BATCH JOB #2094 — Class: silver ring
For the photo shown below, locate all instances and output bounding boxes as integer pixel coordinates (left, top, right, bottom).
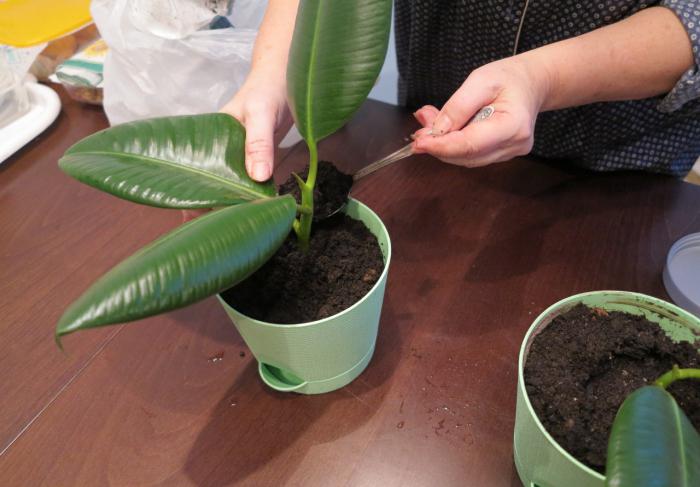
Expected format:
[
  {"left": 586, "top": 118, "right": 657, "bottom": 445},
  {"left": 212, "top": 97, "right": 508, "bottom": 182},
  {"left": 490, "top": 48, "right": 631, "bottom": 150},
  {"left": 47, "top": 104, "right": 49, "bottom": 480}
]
[{"left": 471, "top": 105, "right": 495, "bottom": 123}]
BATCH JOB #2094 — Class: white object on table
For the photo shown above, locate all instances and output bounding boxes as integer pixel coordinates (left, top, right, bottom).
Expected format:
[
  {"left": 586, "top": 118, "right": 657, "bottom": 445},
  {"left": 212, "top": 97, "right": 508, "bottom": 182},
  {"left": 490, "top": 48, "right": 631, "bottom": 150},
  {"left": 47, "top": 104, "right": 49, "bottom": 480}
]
[{"left": 0, "top": 82, "right": 60, "bottom": 164}]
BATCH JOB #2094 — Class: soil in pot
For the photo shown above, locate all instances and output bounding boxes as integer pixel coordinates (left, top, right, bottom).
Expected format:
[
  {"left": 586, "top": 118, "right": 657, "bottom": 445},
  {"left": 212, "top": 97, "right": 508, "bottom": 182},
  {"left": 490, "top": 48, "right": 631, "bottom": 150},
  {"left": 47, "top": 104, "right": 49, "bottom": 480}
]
[
  {"left": 524, "top": 304, "right": 700, "bottom": 473},
  {"left": 221, "top": 162, "right": 383, "bottom": 324},
  {"left": 279, "top": 160, "right": 353, "bottom": 220}
]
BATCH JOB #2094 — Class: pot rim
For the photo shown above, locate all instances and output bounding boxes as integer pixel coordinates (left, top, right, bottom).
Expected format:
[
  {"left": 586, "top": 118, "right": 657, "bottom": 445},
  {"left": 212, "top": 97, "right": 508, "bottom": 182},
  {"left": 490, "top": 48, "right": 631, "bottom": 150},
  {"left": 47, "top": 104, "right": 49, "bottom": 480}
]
[
  {"left": 517, "top": 290, "right": 700, "bottom": 481},
  {"left": 217, "top": 197, "right": 392, "bottom": 329}
]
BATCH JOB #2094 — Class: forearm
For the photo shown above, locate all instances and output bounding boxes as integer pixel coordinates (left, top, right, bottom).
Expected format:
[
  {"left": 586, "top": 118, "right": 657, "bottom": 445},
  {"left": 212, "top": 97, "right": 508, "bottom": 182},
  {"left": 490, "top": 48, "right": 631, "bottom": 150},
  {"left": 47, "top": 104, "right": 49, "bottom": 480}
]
[
  {"left": 248, "top": 0, "right": 300, "bottom": 82},
  {"left": 521, "top": 6, "right": 695, "bottom": 111}
]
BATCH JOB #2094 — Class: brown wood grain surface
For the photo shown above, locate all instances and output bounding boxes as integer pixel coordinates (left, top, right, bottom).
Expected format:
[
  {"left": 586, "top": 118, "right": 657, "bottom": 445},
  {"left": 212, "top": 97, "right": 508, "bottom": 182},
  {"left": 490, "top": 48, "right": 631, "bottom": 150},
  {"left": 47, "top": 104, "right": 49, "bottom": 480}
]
[{"left": 1, "top": 86, "right": 699, "bottom": 486}]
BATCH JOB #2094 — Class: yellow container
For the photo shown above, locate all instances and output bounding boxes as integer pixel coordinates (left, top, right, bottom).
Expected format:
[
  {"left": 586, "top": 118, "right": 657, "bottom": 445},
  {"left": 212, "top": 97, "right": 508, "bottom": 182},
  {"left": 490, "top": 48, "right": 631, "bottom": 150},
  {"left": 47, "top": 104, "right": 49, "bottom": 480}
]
[{"left": 0, "top": 0, "right": 92, "bottom": 47}]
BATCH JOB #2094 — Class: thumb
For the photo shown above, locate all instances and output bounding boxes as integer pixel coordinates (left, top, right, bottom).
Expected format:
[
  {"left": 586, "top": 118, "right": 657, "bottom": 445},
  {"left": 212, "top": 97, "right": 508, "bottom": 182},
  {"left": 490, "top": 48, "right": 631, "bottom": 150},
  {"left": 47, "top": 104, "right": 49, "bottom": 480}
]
[
  {"left": 413, "top": 105, "right": 439, "bottom": 127},
  {"left": 432, "top": 77, "right": 497, "bottom": 135},
  {"left": 244, "top": 110, "right": 277, "bottom": 182}
]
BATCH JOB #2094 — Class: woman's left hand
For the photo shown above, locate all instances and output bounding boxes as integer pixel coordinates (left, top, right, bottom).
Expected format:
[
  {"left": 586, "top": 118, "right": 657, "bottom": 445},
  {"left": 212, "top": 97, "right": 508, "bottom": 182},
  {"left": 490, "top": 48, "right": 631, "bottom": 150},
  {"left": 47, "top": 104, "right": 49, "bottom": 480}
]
[{"left": 412, "top": 55, "right": 552, "bottom": 168}]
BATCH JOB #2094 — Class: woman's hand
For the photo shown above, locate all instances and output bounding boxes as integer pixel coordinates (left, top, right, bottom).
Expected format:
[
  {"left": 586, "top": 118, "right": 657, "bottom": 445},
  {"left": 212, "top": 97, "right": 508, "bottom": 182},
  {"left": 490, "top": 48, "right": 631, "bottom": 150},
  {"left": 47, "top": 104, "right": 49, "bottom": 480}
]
[
  {"left": 182, "top": 73, "right": 292, "bottom": 222},
  {"left": 218, "top": 0, "right": 299, "bottom": 182},
  {"left": 219, "top": 72, "right": 293, "bottom": 182},
  {"left": 413, "top": 4, "right": 695, "bottom": 169},
  {"left": 412, "top": 56, "right": 552, "bottom": 168}
]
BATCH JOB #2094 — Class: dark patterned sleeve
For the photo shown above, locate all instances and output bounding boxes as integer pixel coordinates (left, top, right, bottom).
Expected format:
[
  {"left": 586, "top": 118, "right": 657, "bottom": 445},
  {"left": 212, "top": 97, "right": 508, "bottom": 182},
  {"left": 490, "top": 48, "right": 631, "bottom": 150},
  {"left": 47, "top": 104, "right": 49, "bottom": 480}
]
[{"left": 658, "top": 0, "right": 700, "bottom": 112}]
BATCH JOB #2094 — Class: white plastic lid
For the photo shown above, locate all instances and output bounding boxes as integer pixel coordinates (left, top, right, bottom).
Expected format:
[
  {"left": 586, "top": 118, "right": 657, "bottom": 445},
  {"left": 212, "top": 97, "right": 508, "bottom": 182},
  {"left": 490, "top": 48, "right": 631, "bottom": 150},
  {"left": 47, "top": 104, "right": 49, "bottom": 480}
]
[{"left": 663, "top": 232, "right": 700, "bottom": 318}]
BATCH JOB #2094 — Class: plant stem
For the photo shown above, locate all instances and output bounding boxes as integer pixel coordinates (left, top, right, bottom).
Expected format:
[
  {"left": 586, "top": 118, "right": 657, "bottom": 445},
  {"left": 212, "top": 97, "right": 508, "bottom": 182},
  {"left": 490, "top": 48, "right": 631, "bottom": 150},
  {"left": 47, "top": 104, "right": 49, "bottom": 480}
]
[
  {"left": 296, "top": 204, "right": 312, "bottom": 215},
  {"left": 654, "top": 365, "right": 700, "bottom": 389},
  {"left": 294, "top": 140, "right": 318, "bottom": 249}
]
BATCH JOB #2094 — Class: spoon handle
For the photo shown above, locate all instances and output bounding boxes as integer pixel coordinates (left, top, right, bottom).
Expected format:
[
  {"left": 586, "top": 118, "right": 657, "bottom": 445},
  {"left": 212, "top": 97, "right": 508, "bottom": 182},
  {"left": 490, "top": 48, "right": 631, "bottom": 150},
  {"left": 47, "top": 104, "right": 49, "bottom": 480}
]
[
  {"left": 353, "top": 105, "right": 495, "bottom": 181},
  {"left": 353, "top": 141, "right": 414, "bottom": 180}
]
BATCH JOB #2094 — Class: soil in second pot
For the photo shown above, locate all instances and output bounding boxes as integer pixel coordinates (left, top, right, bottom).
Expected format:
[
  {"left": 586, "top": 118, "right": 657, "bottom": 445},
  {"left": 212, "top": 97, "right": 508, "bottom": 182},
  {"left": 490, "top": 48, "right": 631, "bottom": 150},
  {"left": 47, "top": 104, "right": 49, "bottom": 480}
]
[
  {"left": 524, "top": 304, "right": 700, "bottom": 473},
  {"left": 221, "top": 211, "right": 384, "bottom": 324},
  {"left": 278, "top": 160, "right": 353, "bottom": 220}
]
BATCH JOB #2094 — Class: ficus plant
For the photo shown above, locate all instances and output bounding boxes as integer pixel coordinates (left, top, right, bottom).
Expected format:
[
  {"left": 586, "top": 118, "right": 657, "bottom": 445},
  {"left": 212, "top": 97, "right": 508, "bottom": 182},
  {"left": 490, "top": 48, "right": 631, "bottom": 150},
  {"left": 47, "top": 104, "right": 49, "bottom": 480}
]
[
  {"left": 605, "top": 365, "right": 700, "bottom": 487},
  {"left": 55, "top": 0, "right": 392, "bottom": 343}
]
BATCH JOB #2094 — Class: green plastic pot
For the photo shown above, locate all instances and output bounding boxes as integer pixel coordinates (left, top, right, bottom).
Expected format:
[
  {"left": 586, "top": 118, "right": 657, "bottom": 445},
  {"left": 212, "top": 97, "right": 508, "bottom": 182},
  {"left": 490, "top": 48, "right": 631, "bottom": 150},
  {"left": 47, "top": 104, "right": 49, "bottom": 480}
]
[
  {"left": 218, "top": 198, "right": 391, "bottom": 395},
  {"left": 514, "top": 290, "right": 700, "bottom": 487}
]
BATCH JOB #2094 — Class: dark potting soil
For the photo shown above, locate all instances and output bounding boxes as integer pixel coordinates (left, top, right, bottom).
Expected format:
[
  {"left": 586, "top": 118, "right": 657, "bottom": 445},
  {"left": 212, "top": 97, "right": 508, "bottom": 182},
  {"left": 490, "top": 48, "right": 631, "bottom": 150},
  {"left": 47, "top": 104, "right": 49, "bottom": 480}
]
[
  {"left": 524, "top": 304, "right": 700, "bottom": 473},
  {"left": 278, "top": 160, "right": 353, "bottom": 220},
  {"left": 221, "top": 213, "right": 384, "bottom": 324}
]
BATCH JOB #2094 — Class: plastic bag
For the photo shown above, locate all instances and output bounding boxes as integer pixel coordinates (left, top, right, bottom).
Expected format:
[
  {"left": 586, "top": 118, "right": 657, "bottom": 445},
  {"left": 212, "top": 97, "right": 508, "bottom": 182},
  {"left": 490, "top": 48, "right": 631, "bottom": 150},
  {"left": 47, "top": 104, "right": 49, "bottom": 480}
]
[
  {"left": 0, "top": 44, "right": 44, "bottom": 127},
  {"left": 91, "top": 0, "right": 266, "bottom": 125}
]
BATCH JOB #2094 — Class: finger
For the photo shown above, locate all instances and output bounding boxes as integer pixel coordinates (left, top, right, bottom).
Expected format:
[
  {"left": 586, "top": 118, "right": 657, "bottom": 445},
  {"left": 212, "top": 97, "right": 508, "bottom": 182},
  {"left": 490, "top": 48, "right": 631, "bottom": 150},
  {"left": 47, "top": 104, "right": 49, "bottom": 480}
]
[
  {"left": 411, "top": 126, "right": 433, "bottom": 140},
  {"left": 439, "top": 147, "right": 514, "bottom": 168},
  {"left": 415, "top": 112, "right": 517, "bottom": 160},
  {"left": 413, "top": 105, "right": 439, "bottom": 127},
  {"left": 244, "top": 108, "right": 277, "bottom": 181},
  {"left": 432, "top": 76, "right": 499, "bottom": 135}
]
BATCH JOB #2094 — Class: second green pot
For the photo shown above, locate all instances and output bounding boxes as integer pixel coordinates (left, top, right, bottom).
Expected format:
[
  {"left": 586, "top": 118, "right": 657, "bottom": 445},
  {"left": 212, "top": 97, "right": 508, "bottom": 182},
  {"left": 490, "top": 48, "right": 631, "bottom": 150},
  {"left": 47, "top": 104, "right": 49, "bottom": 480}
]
[
  {"left": 513, "top": 290, "right": 700, "bottom": 487},
  {"left": 218, "top": 198, "right": 391, "bottom": 395}
]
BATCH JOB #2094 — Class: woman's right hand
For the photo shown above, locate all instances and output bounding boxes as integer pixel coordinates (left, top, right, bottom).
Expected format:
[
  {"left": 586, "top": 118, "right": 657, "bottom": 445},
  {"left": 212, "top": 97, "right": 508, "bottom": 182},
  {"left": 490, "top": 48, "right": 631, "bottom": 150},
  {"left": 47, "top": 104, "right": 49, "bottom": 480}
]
[{"left": 219, "top": 71, "right": 293, "bottom": 182}]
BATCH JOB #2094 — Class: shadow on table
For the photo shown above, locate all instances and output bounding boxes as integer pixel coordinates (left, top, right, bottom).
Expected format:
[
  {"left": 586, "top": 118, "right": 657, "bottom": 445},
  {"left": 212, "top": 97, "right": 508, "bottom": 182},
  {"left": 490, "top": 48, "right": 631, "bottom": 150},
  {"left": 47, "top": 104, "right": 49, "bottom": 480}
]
[
  {"left": 386, "top": 159, "right": 675, "bottom": 339},
  {"left": 183, "top": 298, "right": 404, "bottom": 486},
  {"left": 462, "top": 165, "right": 668, "bottom": 285},
  {"left": 510, "top": 463, "right": 525, "bottom": 486},
  {"left": 455, "top": 167, "right": 675, "bottom": 336},
  {"left": 167, "top": 297, "right": 243, "bottom": 346}
]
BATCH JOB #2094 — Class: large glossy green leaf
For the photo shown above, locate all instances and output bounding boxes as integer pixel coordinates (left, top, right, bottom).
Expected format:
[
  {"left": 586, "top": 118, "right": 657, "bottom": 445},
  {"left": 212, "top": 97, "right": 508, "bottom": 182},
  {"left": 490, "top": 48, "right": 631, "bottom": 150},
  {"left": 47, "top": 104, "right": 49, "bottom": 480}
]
[
  {"left": 287, "top": 0, "right": 392, "bottom": 144},
  {"left": 56, "top": 196, "right": 296, "bottom": 340},
  {"left": 59, "top": 114, "right": 275, "bottom": 209},
  {"left": 606, "top": 386, "right": 700, "bottom": 487}
]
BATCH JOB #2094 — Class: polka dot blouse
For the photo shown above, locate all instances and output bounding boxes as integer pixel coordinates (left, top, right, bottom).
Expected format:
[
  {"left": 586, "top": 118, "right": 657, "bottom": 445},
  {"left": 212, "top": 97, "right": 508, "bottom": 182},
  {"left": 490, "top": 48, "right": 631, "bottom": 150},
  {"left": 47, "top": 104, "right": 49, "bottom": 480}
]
[{"left": 395, "top": 1, "right": 700, "bottom": 176}]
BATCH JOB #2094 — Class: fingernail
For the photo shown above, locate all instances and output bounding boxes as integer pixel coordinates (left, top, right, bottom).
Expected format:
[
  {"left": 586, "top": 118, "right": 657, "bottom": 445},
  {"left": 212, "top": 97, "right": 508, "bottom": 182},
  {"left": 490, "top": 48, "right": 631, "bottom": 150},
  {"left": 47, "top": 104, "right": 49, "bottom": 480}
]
[
  {"left": 253, "top": 162, "right": 271, "bottom": 181},
  {"left": 432, "top": 114, "right": 452, "bottom": 135},
  {"left": 413, "top": 111, "right": 425, "bottom": 125}
]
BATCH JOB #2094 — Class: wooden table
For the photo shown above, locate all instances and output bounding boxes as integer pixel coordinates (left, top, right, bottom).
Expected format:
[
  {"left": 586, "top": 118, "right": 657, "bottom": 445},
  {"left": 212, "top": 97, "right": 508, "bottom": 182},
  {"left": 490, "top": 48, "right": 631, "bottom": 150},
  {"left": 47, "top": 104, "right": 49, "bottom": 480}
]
[{"left": 2, "top": 86, "right": 699, "bottom": 487}]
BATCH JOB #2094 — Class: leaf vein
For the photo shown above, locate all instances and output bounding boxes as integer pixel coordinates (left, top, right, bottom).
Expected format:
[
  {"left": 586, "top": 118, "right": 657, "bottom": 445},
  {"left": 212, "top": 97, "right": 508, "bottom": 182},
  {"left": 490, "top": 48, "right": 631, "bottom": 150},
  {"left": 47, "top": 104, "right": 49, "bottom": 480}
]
[{"left": 64, "top": 151, "right": 268, "bottom": 200}]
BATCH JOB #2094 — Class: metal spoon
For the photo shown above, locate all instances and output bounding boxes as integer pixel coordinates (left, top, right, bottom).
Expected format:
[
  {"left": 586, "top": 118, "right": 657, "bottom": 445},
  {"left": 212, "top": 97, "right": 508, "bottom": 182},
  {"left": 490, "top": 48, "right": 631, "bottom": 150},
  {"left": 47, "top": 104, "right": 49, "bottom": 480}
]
[
  {"left": 324, "top": 105, "right": 495, "bottom": 218},
  {"left": 353, "top": 105, "right": 495, "bottom": 182}
]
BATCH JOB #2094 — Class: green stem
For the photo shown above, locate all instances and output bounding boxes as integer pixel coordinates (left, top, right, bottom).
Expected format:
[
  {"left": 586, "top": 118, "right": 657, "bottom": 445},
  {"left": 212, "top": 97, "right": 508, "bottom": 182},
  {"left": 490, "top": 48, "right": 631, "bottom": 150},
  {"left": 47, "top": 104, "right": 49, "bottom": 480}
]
[
  {"left": 654, "top": 365, "right": 700, "bottom": 389},
  {"left": 294, "top": 140, "right": 318, "bottom": 249},
  {"left": 296, "top": 204, "right": 312, "bottom": 215},
  {"left": 306, "top": 140, "right": 319, "bottom": 190}
]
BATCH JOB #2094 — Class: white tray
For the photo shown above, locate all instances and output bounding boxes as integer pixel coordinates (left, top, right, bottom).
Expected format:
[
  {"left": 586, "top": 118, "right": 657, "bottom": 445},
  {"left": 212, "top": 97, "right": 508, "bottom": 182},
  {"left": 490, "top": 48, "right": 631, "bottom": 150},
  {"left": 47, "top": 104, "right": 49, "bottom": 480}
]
[{"left": 0, "top": 82, "right": 61, "bottom": 164}]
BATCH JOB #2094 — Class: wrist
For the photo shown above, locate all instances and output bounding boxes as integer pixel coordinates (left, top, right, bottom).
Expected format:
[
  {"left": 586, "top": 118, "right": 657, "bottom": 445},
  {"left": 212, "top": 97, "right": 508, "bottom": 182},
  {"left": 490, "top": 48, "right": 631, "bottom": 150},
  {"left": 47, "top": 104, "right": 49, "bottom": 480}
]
[
  {"left": 248, "top": 62, "right": 286, "bottom": 85},
  {"left": 244, "top": 66, "right": 287, "bottom": 101},
  {"left": 516, "top": 49, "right": 559, "bottom": 112}
]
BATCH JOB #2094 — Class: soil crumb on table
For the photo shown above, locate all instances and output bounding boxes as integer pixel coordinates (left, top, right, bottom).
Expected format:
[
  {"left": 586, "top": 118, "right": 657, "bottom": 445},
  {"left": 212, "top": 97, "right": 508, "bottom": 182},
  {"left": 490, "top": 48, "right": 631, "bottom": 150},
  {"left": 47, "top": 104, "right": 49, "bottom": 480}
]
[
  {"left": 222, "top": 213, "right": 384, "bottom": 324},
  {"left": 278, "top": 160, "right": 353, "bottom": 220},
  {"left": 524, "top": 303, "right": 700, "bottom": 473}
]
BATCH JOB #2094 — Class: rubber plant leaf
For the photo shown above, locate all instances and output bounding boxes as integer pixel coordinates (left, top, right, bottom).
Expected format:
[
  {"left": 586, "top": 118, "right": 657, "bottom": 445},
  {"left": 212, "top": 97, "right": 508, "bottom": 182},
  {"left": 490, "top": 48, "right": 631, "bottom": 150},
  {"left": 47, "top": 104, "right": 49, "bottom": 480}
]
[
  {"left": 56, "top": 195, "right": 297, "bottom": 341},
  {"left": 605, "top": 386, "right": 700, "bottom": 487},
  {"left": 59, "top": 114, "right": 275, "bottom": 209},
  {"left": 287, "top": 0, "right": 392, "bottom": 144}
]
